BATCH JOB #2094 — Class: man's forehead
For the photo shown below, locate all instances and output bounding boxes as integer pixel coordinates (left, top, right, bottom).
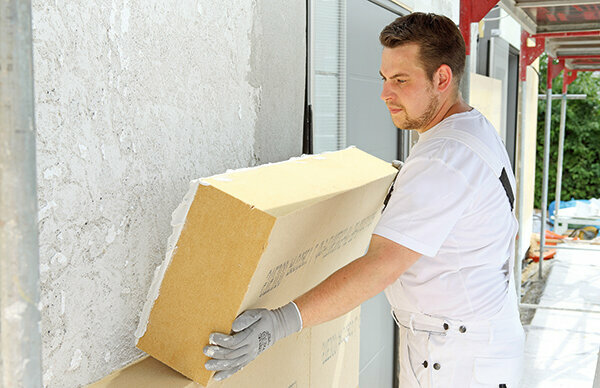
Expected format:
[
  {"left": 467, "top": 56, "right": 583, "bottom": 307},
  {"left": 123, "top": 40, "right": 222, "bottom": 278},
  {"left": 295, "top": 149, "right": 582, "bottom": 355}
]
[{"left": 380, "top": 44, "right": 425, "bottom": 76}]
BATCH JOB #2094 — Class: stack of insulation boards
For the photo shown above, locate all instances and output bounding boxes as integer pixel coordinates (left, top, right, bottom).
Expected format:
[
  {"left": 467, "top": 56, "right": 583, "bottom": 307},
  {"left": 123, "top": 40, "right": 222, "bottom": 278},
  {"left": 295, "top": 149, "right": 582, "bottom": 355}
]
[{"left": 129, "top": 147, "right": 397, "bottom": 388}]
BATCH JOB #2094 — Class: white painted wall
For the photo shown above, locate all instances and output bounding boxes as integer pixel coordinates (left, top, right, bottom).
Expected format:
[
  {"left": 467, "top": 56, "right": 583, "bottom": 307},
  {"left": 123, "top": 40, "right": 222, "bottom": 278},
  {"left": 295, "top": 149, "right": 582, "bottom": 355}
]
[
  {"left": 498, "top": 8, "right": 522, "bottom": 50},
  {"left": 413, "top": 0, "right": 459, "bottom": 23},
  {"left": 390, "top": 0, "right": 459, "bottom": 22},
  {"left": 517, "top": 60, "right": 541, "bottom": 261},
  {"left": 31, "top": 1, "right": 305, "bottom": 386},
  {"left": 469, "top": 72, "right": 503, "bottom": 133}
]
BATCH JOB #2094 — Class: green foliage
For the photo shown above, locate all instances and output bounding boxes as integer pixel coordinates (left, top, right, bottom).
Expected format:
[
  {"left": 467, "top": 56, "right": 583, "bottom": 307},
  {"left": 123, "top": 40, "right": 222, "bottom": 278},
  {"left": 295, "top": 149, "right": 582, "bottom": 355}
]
[{"left": 534, "top": 54, "right": 600, "bottom": 210}]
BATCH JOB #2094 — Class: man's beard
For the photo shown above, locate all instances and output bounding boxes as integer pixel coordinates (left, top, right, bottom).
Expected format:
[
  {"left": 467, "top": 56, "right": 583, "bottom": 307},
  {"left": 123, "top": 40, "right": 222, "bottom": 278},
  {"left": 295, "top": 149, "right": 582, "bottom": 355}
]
[{"left": 393, "top": 92, "right": 440, "bottom": 131}]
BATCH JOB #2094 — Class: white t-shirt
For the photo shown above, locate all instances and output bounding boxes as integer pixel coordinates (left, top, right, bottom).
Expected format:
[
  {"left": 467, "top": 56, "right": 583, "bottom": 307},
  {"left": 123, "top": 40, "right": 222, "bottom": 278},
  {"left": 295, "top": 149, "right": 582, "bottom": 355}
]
[{"left": 373, "top": 109, "right": 518, "bottom": 321}]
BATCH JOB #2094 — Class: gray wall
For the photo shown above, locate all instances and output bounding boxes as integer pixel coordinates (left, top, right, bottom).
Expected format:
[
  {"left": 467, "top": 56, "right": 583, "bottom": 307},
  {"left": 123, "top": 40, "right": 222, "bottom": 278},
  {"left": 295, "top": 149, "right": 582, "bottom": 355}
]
[
  {"left": 346, "top": 1, "right": 406, "bottom": 387},
  {"left": 32, "top": 1, "right": 305, "bottom": 386},
  {"left": 346, "top": 0, "right": 399, "bottom": 162}
]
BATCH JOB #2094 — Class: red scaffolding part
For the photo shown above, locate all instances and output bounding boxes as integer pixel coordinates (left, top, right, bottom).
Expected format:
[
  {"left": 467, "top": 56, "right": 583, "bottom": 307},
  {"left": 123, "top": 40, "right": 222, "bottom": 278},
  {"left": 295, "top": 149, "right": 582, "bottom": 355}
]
[
  {"left": 459, "top": 0, "right": 600, "bottom": 81},
  {"left": 459, "top": 0, "right": 499, "bottom": 55}
]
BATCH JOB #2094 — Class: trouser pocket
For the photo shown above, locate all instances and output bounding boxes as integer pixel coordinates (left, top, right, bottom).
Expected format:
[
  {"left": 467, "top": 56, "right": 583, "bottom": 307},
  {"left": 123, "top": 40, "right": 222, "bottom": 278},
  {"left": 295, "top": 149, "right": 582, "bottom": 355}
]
[{"left": 398, "top": 325, "right": 427, "bottom": 387}]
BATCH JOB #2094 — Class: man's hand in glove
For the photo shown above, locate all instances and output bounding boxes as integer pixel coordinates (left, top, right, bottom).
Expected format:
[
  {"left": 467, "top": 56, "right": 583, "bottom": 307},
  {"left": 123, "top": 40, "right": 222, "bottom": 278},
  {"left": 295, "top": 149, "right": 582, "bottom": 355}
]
[{"left": 204, "top": 302, "right": 303, "bottom": 381}]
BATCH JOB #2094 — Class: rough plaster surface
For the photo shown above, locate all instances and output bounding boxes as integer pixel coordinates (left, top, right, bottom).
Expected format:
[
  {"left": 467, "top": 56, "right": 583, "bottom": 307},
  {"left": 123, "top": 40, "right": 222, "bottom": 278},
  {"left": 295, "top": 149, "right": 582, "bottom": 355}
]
[{"left": 31, "top": 1, "right": 304, "bottom": 386}]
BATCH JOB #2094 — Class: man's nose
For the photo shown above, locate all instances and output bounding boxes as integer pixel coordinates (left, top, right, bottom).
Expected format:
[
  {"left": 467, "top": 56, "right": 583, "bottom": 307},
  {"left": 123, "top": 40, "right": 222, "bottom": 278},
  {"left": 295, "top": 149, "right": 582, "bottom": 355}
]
[{"left": 380, "top": 81, "right": 394, "bottom": 101}]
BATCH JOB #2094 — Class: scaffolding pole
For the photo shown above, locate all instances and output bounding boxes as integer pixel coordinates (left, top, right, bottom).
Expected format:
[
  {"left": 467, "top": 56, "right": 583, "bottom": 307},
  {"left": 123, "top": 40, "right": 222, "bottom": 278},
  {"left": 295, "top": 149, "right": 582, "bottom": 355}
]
[
  {"left": 554, "top": 92, "right": 567, "bottom": 221},
  {"left": 0, "top": 1, "right": 43, "bottom": 387},
  {"left": 537, "top": 93, "right": 587, "bottom": 100},
  {"left": 538, "top": 86, "right": 552, "bottom": 280}
]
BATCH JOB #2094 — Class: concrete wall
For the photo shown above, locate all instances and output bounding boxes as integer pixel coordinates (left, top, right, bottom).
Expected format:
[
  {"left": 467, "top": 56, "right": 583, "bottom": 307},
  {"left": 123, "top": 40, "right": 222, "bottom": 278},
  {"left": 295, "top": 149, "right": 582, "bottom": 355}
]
[{"left": 31, "top": 1, "right": 305, "bottom": 386}]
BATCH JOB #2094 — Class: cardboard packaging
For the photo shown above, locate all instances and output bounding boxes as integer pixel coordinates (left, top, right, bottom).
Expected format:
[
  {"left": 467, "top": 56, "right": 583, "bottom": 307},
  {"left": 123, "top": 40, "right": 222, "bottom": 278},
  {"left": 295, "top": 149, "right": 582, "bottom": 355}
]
[
  {"left": 210, "top": 306, "right": 361, "bottom": 388},
  {"left": 134, "top": 147, "right": 397, "bottom": 387},
  {"left": 90, "top": 307, "right": 360, "bottom": 388}
]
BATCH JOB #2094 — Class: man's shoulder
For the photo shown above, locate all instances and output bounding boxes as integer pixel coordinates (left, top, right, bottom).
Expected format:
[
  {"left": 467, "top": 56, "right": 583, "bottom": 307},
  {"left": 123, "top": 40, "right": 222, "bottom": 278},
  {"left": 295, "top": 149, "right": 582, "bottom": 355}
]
[
  {"left": 420, "top": 110, "right": 502, "bottom": 157},
  {"left": 437, "top": 109, "right": 495, "bottom": 136},
  {"left": 406, "top": 114, "right": 504, "bottom": 185},
  {"left": 410, "top": 130, "right": 480, "bottom": 163}
]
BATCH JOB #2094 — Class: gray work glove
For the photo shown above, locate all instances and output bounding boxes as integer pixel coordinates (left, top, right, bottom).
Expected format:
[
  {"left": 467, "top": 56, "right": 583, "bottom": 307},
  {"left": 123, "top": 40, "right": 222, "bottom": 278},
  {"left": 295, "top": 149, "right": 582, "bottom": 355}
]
[{"left": 204, "top": 301, "right": 303, "bottom": 381}]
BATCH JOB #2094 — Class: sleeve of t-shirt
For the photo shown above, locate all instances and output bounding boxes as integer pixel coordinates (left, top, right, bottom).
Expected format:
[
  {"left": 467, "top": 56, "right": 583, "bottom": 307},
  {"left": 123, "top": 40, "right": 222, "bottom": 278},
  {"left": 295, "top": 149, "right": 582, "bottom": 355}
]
[{"left": 372, "top": 156, "right": 475, "bottom": 257}]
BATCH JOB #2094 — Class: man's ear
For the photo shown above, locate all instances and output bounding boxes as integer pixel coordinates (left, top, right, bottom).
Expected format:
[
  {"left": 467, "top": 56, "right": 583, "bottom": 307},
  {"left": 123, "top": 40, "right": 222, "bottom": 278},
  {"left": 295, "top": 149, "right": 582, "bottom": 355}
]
[{"left": 435, "top": 64, "right": 453, "bottom": 93}]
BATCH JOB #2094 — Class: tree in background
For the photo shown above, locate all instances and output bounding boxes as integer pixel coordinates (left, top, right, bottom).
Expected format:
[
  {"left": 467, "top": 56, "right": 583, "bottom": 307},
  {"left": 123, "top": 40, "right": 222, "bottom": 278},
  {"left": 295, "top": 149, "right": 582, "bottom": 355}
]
[{"left": 534, "top": 54, "right": 600, "bottom": 210}]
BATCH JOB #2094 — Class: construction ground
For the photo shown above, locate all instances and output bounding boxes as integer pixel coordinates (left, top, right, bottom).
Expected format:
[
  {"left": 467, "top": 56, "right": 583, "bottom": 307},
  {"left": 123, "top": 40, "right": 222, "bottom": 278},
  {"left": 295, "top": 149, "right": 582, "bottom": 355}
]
[{"left": 519, "top": 239, "right": 600, "bottom": 387}]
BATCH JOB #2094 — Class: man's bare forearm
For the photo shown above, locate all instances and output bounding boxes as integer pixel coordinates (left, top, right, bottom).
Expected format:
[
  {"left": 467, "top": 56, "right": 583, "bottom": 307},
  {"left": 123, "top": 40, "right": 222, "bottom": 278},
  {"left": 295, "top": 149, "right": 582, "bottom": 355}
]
[{"left": 294, "top": 234, "right": 421, "bottom": 328}]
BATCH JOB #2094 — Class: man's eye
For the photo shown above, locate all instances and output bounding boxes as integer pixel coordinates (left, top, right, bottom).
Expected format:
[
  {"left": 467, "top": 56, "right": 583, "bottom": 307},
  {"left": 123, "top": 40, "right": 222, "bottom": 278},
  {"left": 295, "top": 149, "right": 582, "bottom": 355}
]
[{"left": 397, "top": 79, "right": 406, "bottom": 84}]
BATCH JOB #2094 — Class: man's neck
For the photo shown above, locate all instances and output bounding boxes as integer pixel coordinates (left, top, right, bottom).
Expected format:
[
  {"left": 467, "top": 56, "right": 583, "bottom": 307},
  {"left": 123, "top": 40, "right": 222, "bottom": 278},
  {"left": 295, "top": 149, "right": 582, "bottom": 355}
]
[{"left": 417, "top": 95, "right": 472, "bottom": 134}]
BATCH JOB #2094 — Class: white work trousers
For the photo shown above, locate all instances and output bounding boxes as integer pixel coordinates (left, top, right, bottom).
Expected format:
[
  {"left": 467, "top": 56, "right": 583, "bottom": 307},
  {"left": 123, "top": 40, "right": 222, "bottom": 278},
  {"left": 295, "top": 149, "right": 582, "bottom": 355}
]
[{"left": 393, "top": 291, "right": 524, "bottom": 388}]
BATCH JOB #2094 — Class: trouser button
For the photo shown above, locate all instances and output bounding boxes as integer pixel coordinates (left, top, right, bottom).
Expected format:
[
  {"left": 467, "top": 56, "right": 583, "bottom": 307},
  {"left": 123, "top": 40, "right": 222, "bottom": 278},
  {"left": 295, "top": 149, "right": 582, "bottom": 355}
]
[
  {"left": 443, "top": 323, "right": 449, "bottom": 330},
  {"left": 459, "top": 325, "right": 467, "bottom": 333},
  {"left": 422, "top": 361, "right": 428, "bottom": 368},
  {"left": 433, "top": 363, "right": 441, "bottom": 370}
]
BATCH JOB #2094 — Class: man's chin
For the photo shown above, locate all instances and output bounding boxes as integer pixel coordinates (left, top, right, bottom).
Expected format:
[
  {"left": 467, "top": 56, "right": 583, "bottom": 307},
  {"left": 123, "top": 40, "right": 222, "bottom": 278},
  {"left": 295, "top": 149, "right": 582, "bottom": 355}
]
[
  {"left": 392, "top": 119, "right": 412, "bottom": 130},
  {"left": 390, "top": 115, "right": 402, "bottom": 129}
]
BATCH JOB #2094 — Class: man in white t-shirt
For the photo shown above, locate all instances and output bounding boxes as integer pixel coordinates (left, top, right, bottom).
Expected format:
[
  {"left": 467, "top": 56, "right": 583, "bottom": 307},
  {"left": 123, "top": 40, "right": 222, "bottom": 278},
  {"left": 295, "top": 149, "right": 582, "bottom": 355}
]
[{"left": 204, "top": 12, "right": 524, "bottom": 387}]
